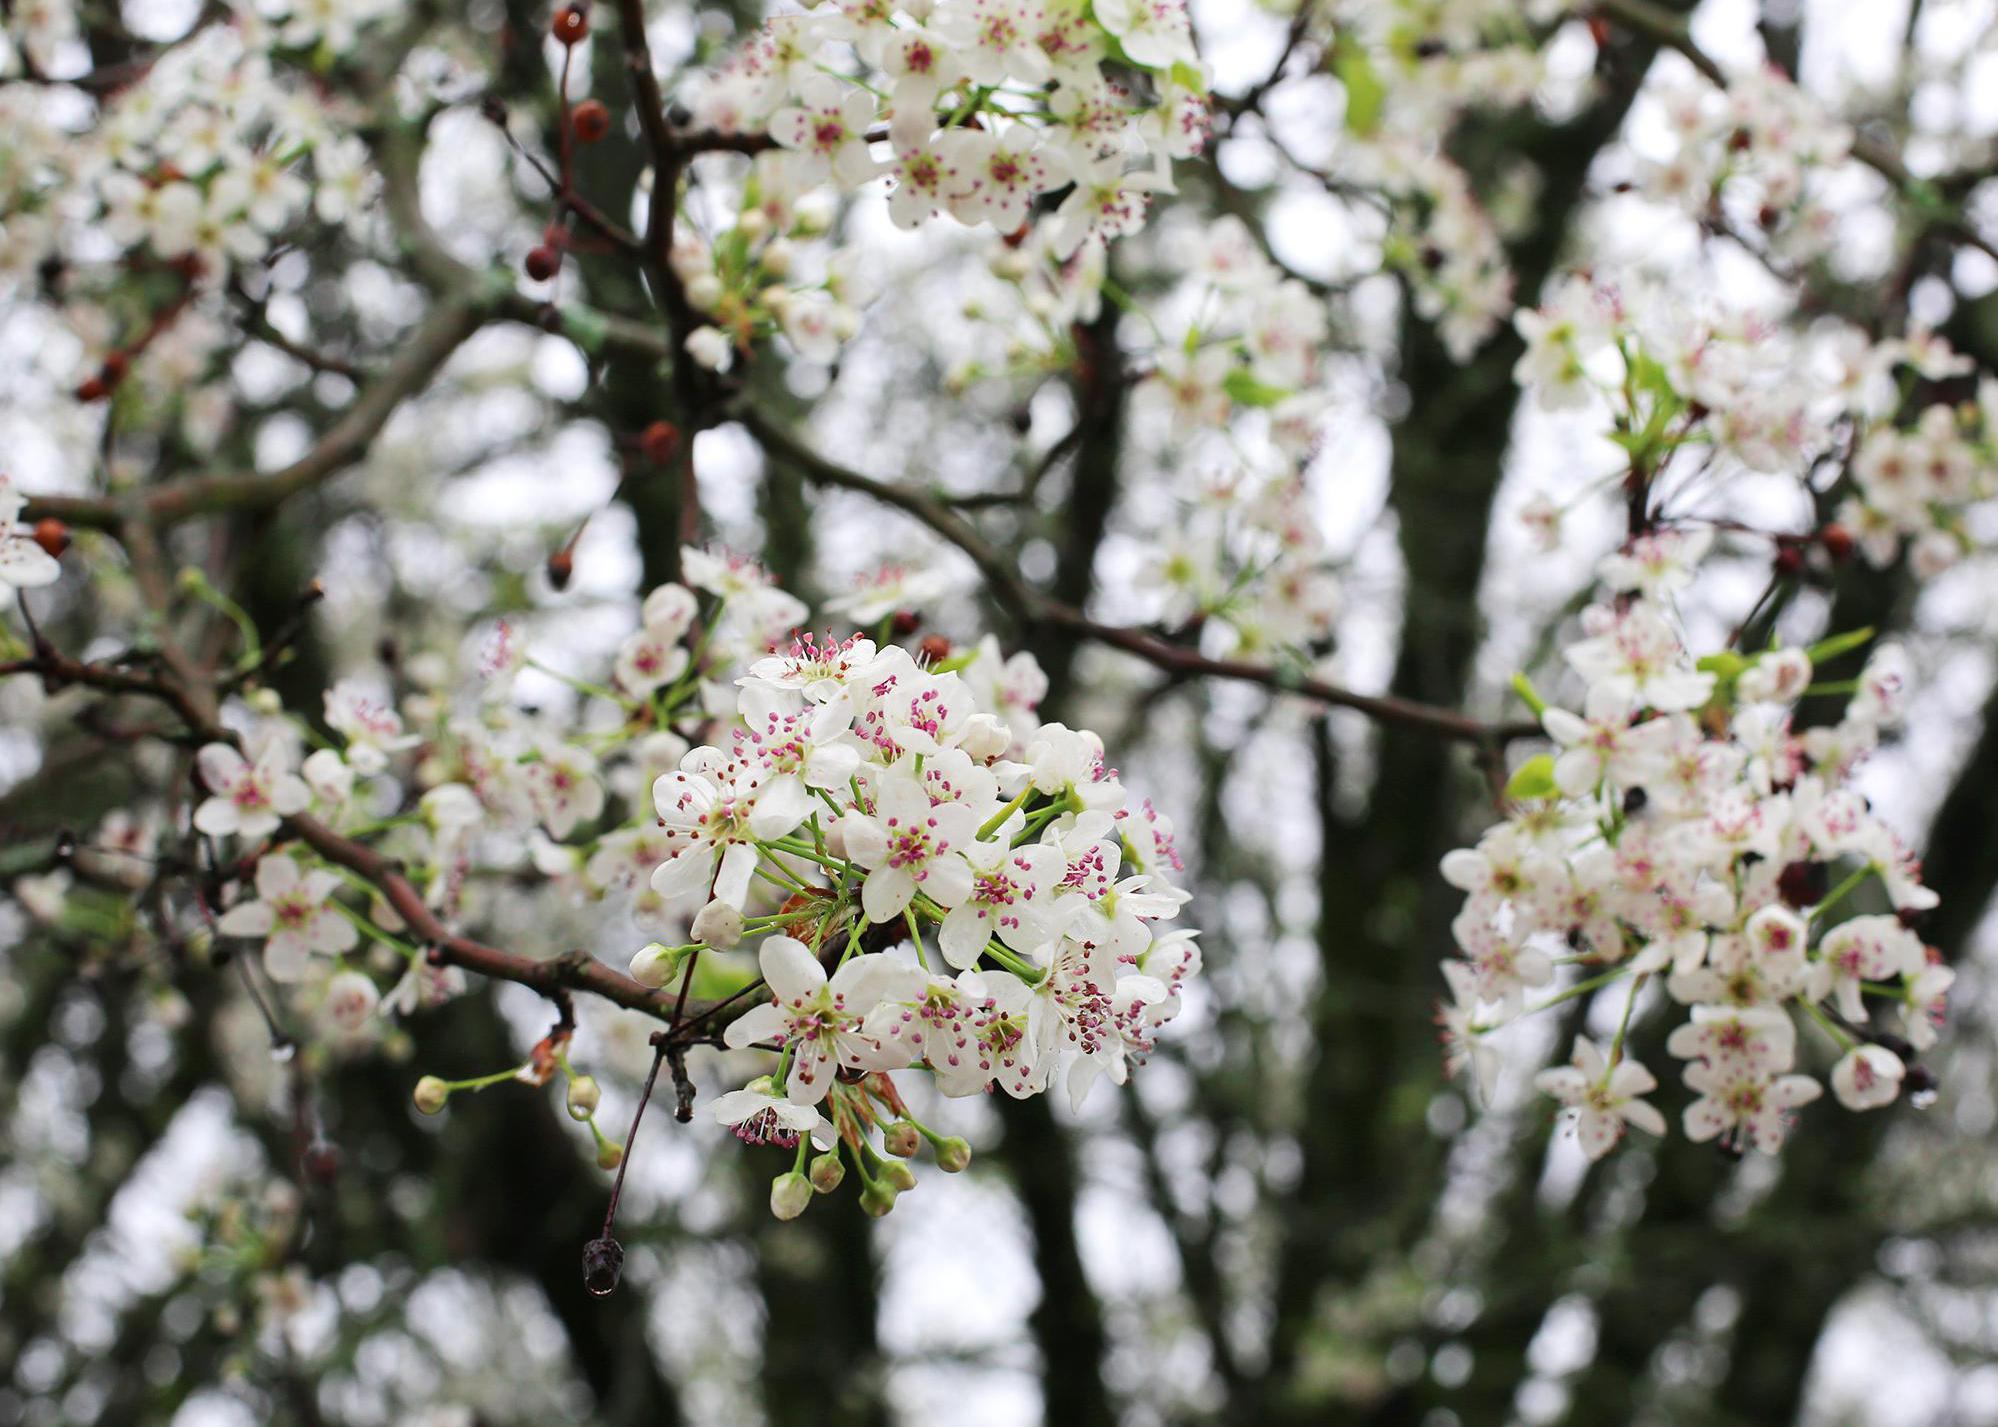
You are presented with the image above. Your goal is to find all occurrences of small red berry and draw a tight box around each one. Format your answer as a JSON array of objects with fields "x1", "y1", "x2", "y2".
[
  {"x1": 1820, "y1": 523, "x2": 1855, "y2": 564},
  {"x1": 547, "y1": 547, "x2": 575, "y2": 591},
  {"x1": 639, "y1": 420, "x2": 679, "y2": 466},
  {"x1": 32, "y1": 519, "x2": 69, "y2": 558},
  {"x1": 892, "y1": 611, "x2": 921, "y2": 637},
  {"x1": 571, "y1": 99, "x2": 611, "y2": 144},
  {"x1": 551, "y1": 4, "x2": 588, "y2": 44},
  {"x1": 1773, "y1": 544, "x2": 1805, "y2": 578},
  {"x1": 525, "y1": 245, "x2": 561, "y2": 282}
]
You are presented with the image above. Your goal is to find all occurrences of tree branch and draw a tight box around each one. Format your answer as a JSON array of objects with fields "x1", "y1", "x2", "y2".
[{"x1": 736, "y1": 404, "x2": 1538, "y2": 746}]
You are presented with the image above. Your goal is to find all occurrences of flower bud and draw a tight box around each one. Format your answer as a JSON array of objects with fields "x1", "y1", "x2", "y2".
[
  {"x1": 629, "y1": 942, "x2": 687, "y2": 988},
  {"x1": 686, "y1": 273, "x2": 724, "y2": 310},
  {"x1": 859, "y1": 1179, "x2": 899, "y2": 1217},
  {"x1": 770, "y1": 1171, "x2": 813, "y2": 1221},
  {"x1": 934, "y1": 1136, "x2": 971, "y2": 1173},
  {"x1": 879, "y1": 1159, "x2": 916, "y2": 1193},
  {"x1": 761, "y1": 239, "x2": 796, "y2": 278},
  {"x1": 794, "y1": 191, "x2": 836, "y2": 233},
  {"x1": 959, "y1": 714, "x2": 1010, "y2": 762},
  {"x1": 692, "y1": 900, "x2": 745, "y2": 949},
  {"x1": 685, "y1": 325, "x2": 733, "y2": 373},
  {"x1": 412, "y1": 1075, "x2": 450, "y2": 1115},
  {"x1": 248, "y1": 688, "x2": 283, "y2": 715},
  {"x1": 883, "y1": 1121, "x2": 921, "y2": 1158},
  {"x1": 566, "y1": 1075, "x2": 601, "y2": 1120},
  {"x1": 596, "y1": 1138, "x2": 624, "y2": 1170},
  {"x1": 737, "y1": 207, "x2": 771, "y2": 241},
  {"x1": 809, "y1": 1151, "x2": 845, "y2": 1193}
]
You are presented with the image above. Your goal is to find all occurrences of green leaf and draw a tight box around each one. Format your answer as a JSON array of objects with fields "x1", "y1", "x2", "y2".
[
  {"x1": 1697, "y1": 650, "x2": 1749, "y2": 679},
  {"x1": 1332, "y1": 35, "x2": 1385, "y2": 136},
  {"x1": 1805, "y1": 626, "x2": 1876, "y2": 666},
  {"x1": 1505, "y1": 754, "x2": 1558, "y2": 801},
  {"x1": 559, "y1": 304, "x2": 610, "y2": 355},
  {"x1": 1223, "y1": 366, "x2": 1291, "y2": 408}
]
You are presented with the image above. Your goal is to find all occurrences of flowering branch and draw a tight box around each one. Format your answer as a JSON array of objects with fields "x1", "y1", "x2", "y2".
[
  {"x1": 1596, "y1": 0, "x2": 1998, "y2": 262},
  {"x1": 739, "y1": 405, "x2": 1538, "y2": 746}
]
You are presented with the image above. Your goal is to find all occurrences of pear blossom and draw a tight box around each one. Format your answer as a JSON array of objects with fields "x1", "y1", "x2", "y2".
[
  {"x1": 649, "y1": 755, "x2": 770, "y2": 910},
  {"x1": 216, "y1": 854, "x2": 358, "y2": 983},
  {"x1": 528, "y1": 745, "x2": 605, "y2": 840},
  {"x1": 721, "y1": 936, "x2": 923, "y2": 1104},
  {"x1": 1534, "y1": 1037, "x2": 1668, "y2": 1160},
  {"x1": 194, "y1": 742, "x2": 312, "y2": 841},
  {"x1": 839, "y1": 771, "x2": 978, "y2": 922},
  {"x1": 324, "y1": 680, "x2": 417, "y2": 774},
  {"x1": 1830, "y1": 1044, "x2": 1905, "y2": 1111},
  {"x1": 711, "y1": 1077, "x2": 835, "y2": 1148},
  {"x1": 1681, "y1": 1062, "x2": 1822, "y2": 1154}
]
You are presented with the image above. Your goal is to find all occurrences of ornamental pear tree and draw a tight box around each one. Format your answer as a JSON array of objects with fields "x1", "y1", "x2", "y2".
[{"x1": 3, "y1": 0, "x2": 1997, "y2": 1424}]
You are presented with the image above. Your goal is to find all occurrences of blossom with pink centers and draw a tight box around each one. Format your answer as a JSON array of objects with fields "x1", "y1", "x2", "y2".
[
  {"x1": 1598, "y1": 527, "x2": 1713, "y2": 600},
  {"x1": 711, "y1": 1076, "x2": 834, "y2": 1147},
  {"x1": 840, "y1": 771, "x2": 978, "y2": 922},
  {"x1": 1830, "y1": 1044, "x2": 1905, "y2": 1111},
  {"x1": 1046, "y1": 154, "x2": 1162, "y2": 259},
  {"x1": 730, "y1": 684, "x2": 861, "y2": 837},
  {"x1": 216, "y1": 853, "x2": 358, "y2": 982},
  {"x1": 824, "y1": 562, "x2": 958, "y2": 626},
  {"x1": 323, "y1": 680, "x2": 417, "y2": 774},
  {"x1": 1028, "y1": 935, "x2": 1166, "y2": 1109},
  {"x1": 649, "y1": 752, "x2": 771, "y2": 909},
  {"x1": 722, "y1": 935, "x2": 922, "y2": 1104},
  {"x1": 769, "y1": 75, "x2": 880, "y2": 189},
  {"x1": 865, "y1": 967, "x2": 1038, "y2": 1098},
  {"x1": 615, "y1": 627, "x2": 692, "y2": 696},
  {"x1": 1813, "y1": 914, "x2": 1925, "y2": 1022},
  {"x1": 939, "y1": 128, "x2": 1056, "y2": 232},
  {"x1": 527, "y1": 744, "x2": 604, "y2": 840},
  {"x1": 1534, "y1": 1036, "x2": 1668, "y2": 1160},
  {"x1": 1540, "y1": 683, "x2": 1676, "y2": 797},
  {"x1": 742, "y1": 632, "x2": 880, "y2": 703},
  {"x1": 1681, "y1": 1061, "x2": 1821, "y2": 1154},
  {"x1": 321, "y1": 970, "x2": 381, "y2": 1038},
  {"x1": 929, "y1": 0, "x2": 1051, "y2": 86},
  {"x1": 1563, "y1": 599, "x2": 1715, "y2": 712},
  {"x1": 194, "y1": 741, "x2": 312, "y2": 841},
  {"x1": 937, "y1": 841, "x2": 1066, "y2": 968}
]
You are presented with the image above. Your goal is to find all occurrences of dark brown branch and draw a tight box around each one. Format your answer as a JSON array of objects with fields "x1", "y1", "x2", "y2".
[{"x1": 736, "y1": 405, "x2": 1538, "y2": 745}]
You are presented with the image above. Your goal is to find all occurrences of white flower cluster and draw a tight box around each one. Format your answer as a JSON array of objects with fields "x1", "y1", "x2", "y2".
[
  {"x1": 3, "y1": 10, "x2": 381, "y2": 291},
  {"x1": 668, "y1": 0, "x2": 1212, "y2": 371},
  {"x1": 1636, "y1": 69, "x2": 1855, "y2": 263},
  {"x1": 173, "y1": 546, "x2": 1198, "y2": 1213},
  {"x1": 1441, "y1": 556, "x2": 1950, "y2": 1160},
  {"x1": 1142, "y1": 468, "x2": 1341, "y2": 659},
  {"x1": 656, "y1": 621, "x2": 1201, "y2": 1213},
  {"x1": 1513, "y1": 273, "x2": 1997, "y2": 575}
]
